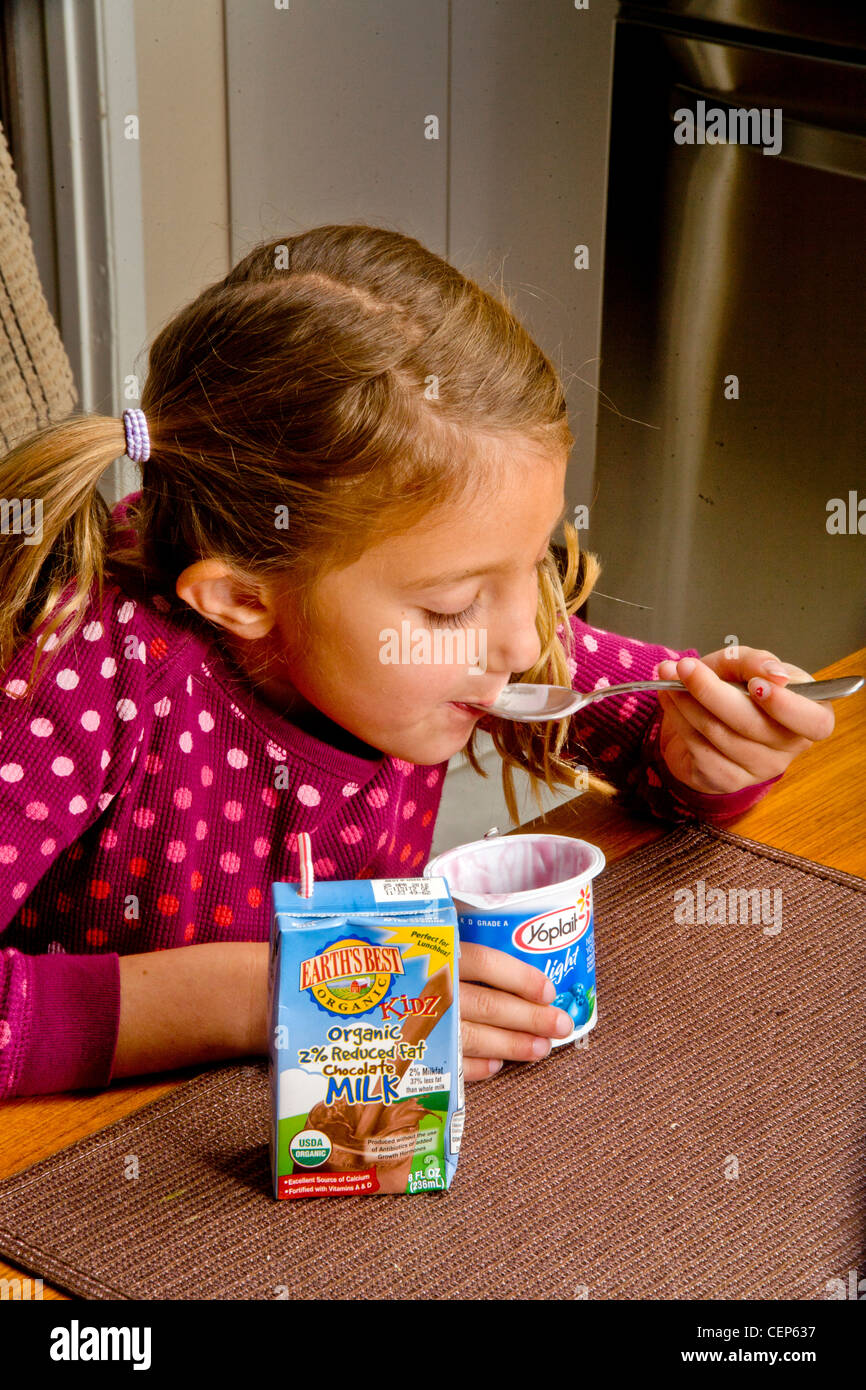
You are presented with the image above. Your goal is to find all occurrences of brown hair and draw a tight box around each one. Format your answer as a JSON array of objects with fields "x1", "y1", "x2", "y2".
[{"x1": 0, "y1": 224, "x2": 600, "y2": 823}]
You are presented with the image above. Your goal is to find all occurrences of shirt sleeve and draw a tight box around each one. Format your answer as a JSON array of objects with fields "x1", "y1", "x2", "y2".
[
  {"x1": 561, "y1": 615, "x2": 783, "y2": 826},
  {"x1": 0, "y1": 584, "x2": 147, "y2": 1099},
  {"x1": 0, "y1": 947, "x2": 120, "y2": 1098}
]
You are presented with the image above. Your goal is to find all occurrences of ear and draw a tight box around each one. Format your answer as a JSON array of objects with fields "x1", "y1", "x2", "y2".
[{"x1": 175, "y1": 559, "x2": 275, "y2": 639}]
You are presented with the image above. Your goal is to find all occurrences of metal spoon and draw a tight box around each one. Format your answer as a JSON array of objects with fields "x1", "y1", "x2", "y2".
[{"x1": 467, "y1": 674, "x2": 865, "y2": 723}]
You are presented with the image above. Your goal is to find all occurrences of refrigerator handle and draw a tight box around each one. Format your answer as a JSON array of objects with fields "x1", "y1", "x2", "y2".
[{"x1": 668, "y1": 84, "x2": 866, "y2": 181}]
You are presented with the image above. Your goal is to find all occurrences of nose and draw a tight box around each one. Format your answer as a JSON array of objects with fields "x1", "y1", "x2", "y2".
[{"x1": 484, "y1": 578, "x2": 542, "y2": 677}]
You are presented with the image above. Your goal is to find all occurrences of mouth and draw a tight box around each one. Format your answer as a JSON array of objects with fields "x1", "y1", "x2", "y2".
[
  {"x1": 444, "y1": 682, "x2": 508, "y2": 722},
  {"x1": 446, "y1": 694, "x2": 503, "y2": 720}
]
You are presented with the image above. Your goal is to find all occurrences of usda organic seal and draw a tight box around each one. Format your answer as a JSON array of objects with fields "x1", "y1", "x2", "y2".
[{"x1": 290, "y1": 1129, "x2": 332, "y2": 1168}]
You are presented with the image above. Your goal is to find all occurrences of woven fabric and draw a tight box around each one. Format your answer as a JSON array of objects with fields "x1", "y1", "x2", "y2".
[
  {"x1": 0, "y1": 118, "x2": 77, "y2": 452},
  {"x1": 0, "y1": 821, "x2": 863, "y2": 1300}
]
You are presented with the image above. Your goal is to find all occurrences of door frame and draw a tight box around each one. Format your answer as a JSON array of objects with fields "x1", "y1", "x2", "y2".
[{"x1": 1, "y1": 0, "x2": 147, "y2": 502}]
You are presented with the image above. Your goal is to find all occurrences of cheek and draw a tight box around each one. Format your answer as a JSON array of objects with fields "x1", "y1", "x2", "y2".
[
  {"x1": 314, "y1": 620, "x2": 464, "y2": 711},
  {"x1": 357, "y1": 651, "x2": 463, "y2": 717},
  {"x1": 380, "y1": 660, "x2": 456, "y2": 700}
]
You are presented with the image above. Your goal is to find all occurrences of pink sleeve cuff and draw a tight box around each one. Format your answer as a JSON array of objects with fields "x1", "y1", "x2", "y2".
[
  {"x1": 13, "y1": 952, "x2": 121, "y2": 1098},
  {"x1": 654, "y1": 752, "x2": 784, "y2": 822},
  {"x1": 632, "y1": 705, "x2": 784, "y2": 825}
]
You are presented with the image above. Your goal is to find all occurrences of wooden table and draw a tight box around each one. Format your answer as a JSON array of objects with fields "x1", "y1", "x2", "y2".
[{"x1": 2, "y1": 647, "x2": 863, "y2": 1299}]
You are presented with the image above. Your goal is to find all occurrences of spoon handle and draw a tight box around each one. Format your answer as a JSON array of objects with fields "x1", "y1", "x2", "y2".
[{"x1": 579, "y1": 674, "x2": 865, "y2": 707}]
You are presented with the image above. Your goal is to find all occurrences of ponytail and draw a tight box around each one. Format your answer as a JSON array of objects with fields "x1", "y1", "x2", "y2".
[{"x1": 0, "y1": 413, "x2": 127, "y2": 705}]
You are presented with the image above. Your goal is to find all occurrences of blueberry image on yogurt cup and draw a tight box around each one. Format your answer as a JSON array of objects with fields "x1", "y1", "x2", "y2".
[
  {"x1": 570, "y1": 983, "x2": 596, "y2": 1026},
  {"x1": 568, "y1": 985, "x2": 589, "y2": 1027},
  {"x1": 552, "y1": 982, "x2": 594, "y2": 1028}
]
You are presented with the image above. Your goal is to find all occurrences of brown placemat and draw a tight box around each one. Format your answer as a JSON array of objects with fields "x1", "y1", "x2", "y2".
[{"x1": 1, "y1": 822, "x2": 863, "y2": 1300}]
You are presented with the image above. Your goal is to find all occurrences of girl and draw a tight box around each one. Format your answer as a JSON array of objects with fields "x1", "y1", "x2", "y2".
[{"x1": 0, "y1": 225, "x2": 831, "y2": 1101}]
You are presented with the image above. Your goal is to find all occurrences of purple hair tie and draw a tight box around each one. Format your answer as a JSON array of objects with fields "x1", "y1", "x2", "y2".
[{"x1": 122, "y1": 407, "x2": 150, "y2": 464}]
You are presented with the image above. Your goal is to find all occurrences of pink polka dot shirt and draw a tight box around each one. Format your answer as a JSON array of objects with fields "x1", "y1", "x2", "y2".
[{"x1": 0, "y1": 493, "x2": 781, "y2": 1098}]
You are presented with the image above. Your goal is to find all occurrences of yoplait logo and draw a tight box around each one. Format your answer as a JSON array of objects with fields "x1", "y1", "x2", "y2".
[{"x1": 512, "y1": 891, "x2": 592, "y2": 955}]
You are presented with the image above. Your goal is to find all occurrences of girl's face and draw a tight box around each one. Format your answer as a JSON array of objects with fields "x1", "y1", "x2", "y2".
[{"x1": 267, "y1": 445, "x2": 569, "y2": 766}]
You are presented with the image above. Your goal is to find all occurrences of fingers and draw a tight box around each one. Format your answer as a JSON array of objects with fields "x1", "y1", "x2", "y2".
[
  {"x1": 657, "y1": 654, "x2": 834, "y2": 757},
  {"x1": 458, "y1": 941, "x2": 574, "y2": 1074},
  {"x1": 744, "y1": 669, "x2": 835, "y2": 742},
  {"x1": 459, "y1": 939, "x2": 555, "y2": 1003},
  {"x1": 656, "y1": 686, "x2": 773, "y2": 789},
  {"x1": 460, "y1": 980, "x2": 574, "y2": 1061},
  {"x1": 465, "y1": 1057, "x2": 504, "y2": 1084}
]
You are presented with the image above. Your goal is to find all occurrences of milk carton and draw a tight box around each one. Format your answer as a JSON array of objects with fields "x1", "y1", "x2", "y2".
[{"x1": 269, "y1": 876, "x2": 464, "y2": 1198}]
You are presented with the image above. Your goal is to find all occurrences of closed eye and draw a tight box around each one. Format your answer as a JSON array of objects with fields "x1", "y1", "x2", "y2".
[
  {"x1": 421, "y1": 560, "x2": 546, "y2": 630},
  {"x1": 422, "y1": 601, "x2": 481, "y2": 630}
]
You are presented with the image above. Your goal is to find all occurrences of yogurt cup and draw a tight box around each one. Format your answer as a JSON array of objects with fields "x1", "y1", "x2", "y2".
[{"x1": 424, "y1": 833, "x2": 605, "y2": 1046}]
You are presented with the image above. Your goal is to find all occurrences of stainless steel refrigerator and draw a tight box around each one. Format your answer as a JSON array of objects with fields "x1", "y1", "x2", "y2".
[{"x1": 586, "y1": 1, "x2": 866, "y2": 672}]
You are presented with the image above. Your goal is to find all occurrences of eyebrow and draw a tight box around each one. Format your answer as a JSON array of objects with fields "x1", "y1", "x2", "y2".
[{"x1": 403, "y1": 501, "x2": 570, "y2": 590}]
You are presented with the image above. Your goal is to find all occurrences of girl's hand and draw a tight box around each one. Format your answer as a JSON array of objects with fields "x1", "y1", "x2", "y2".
[
  {"x1": 654, "y1": 648, "x2": 836, "y2": 795},
  {"x1": 458, "y1": 941, "x2": 574, "y2": 1082}
]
